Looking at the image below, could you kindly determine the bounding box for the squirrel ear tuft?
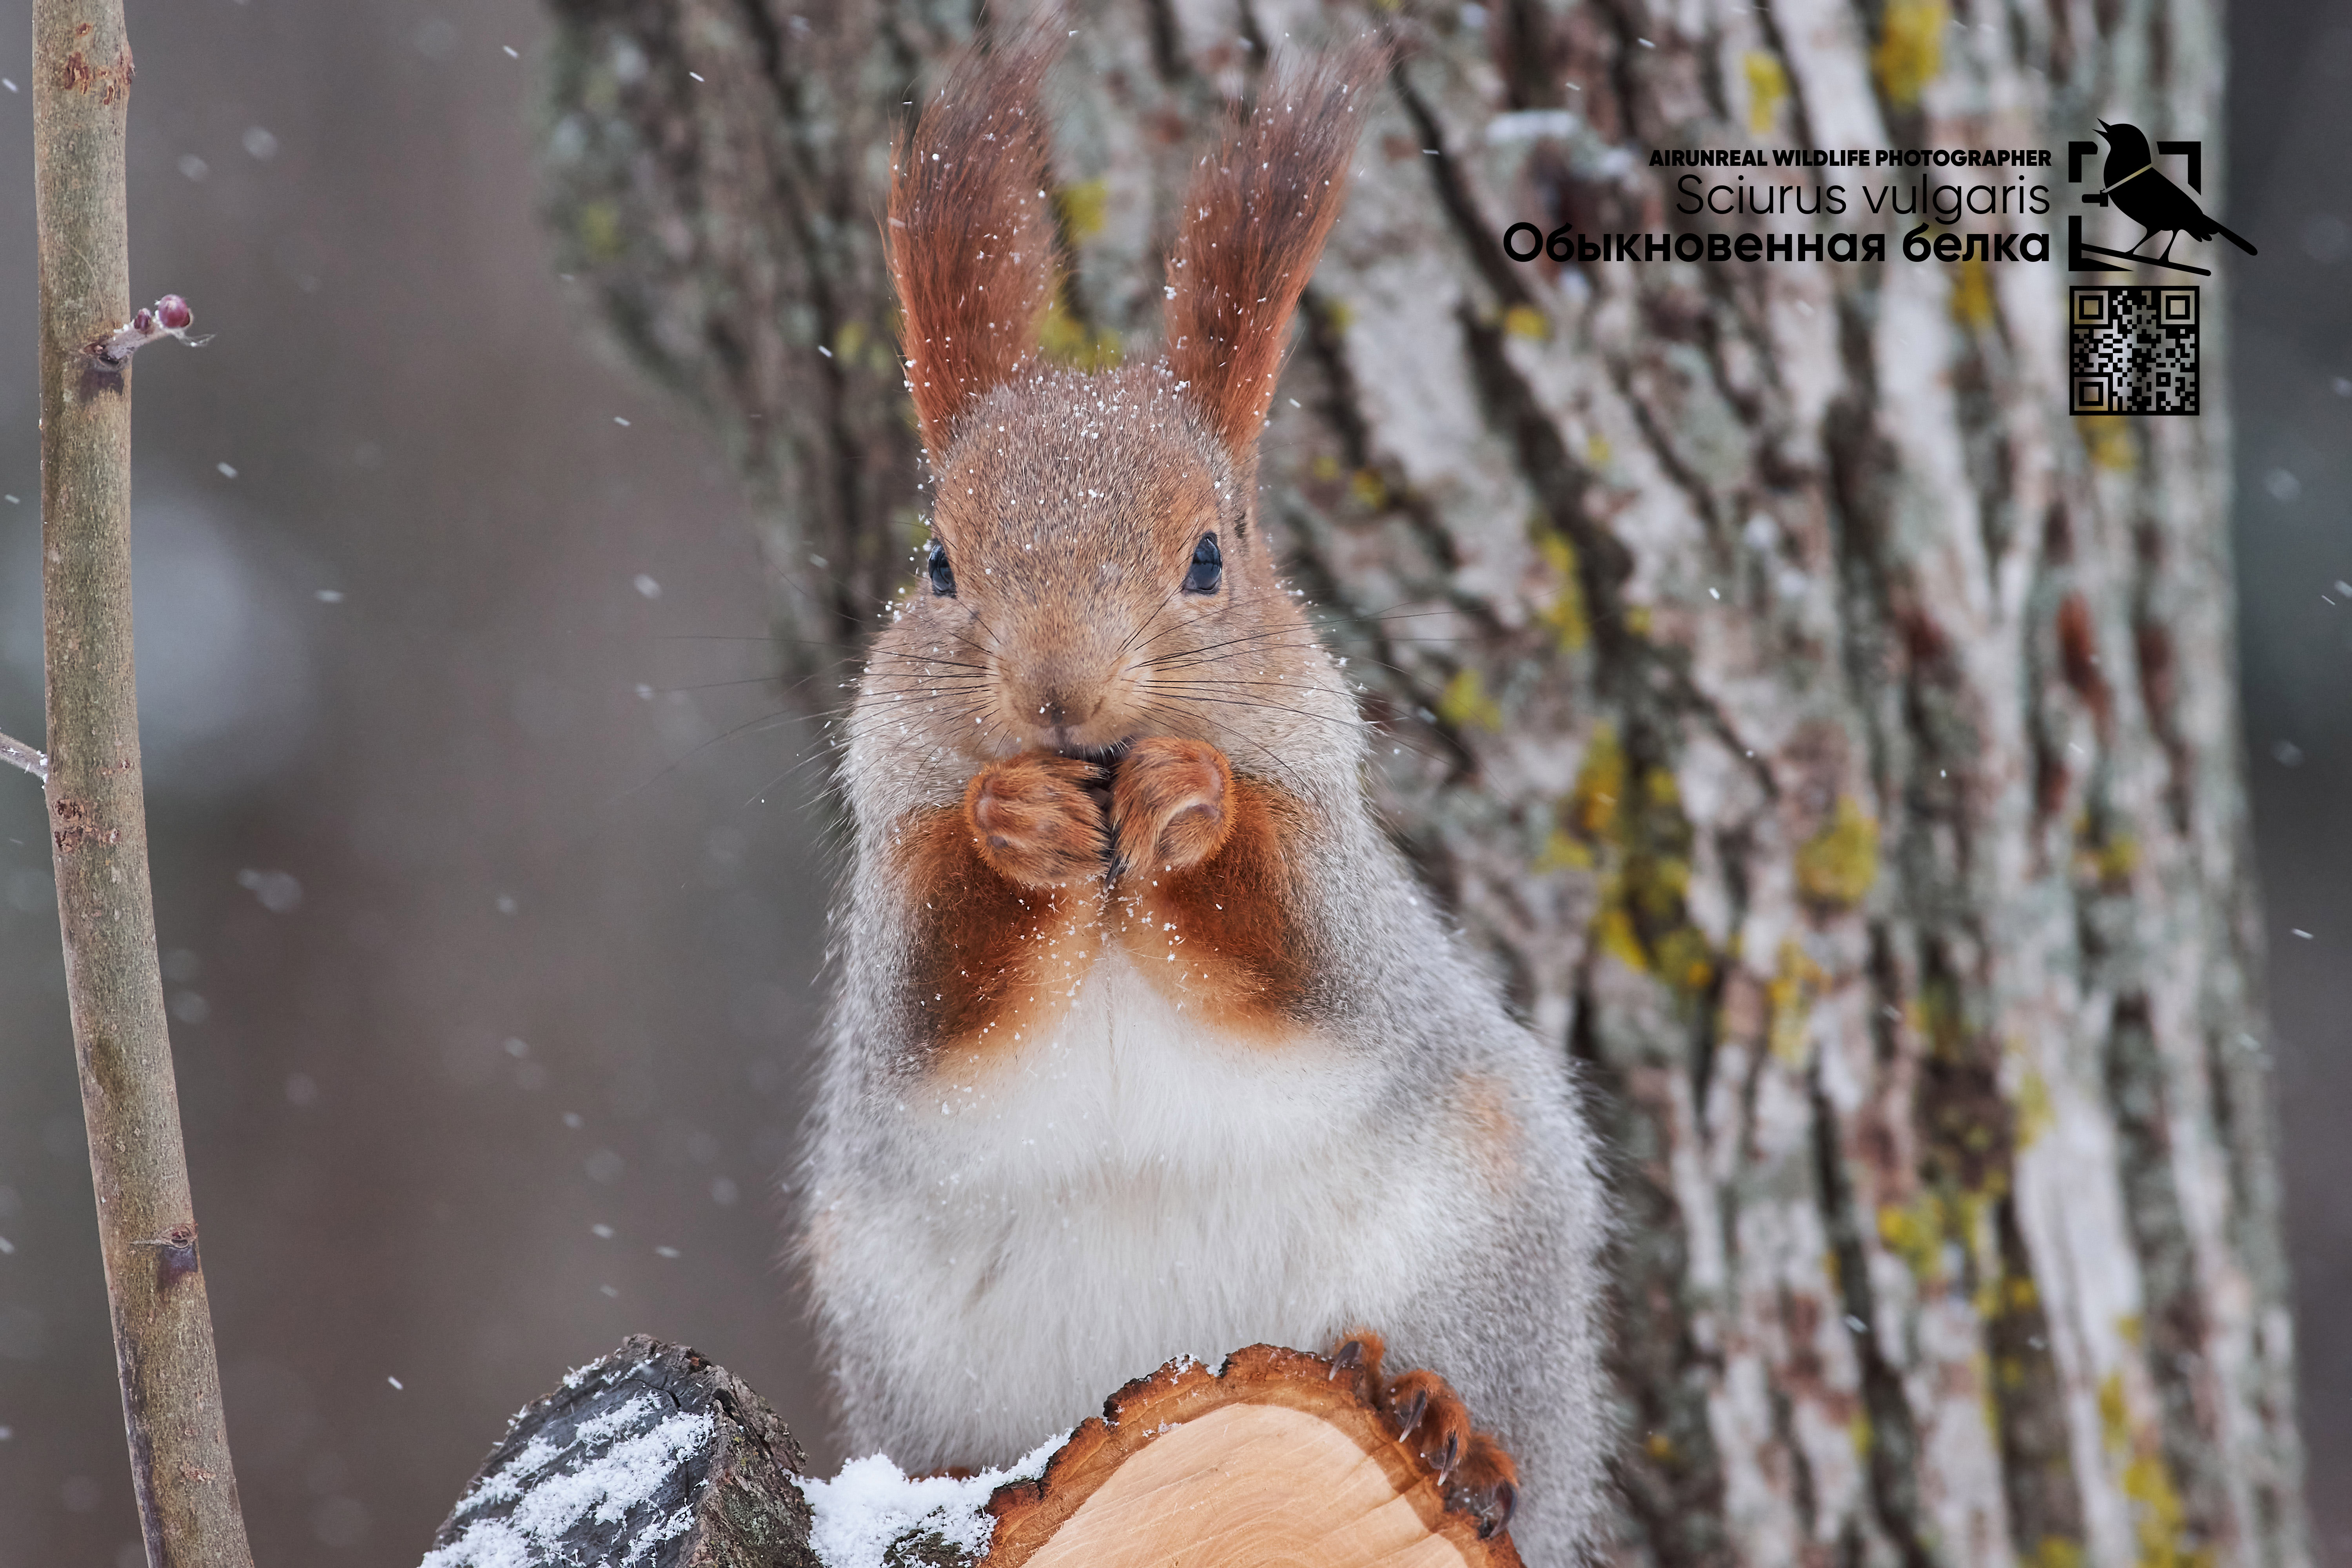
[1163,42,1385,455]
[888,22,1066,457]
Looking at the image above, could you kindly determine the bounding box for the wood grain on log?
[986,1343,1521,1568]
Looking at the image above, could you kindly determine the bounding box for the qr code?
[2070,287,2199,415]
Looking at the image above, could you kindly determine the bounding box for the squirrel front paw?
[1110,737,1234,875]
[964,753,1108,887]
[1330,1331,1521,1541]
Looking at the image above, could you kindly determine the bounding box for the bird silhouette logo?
[2065,123,2240,416]
[2070,122,2256,276]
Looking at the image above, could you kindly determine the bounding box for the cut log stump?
[420,1336,1521,1568]
[984,1341,1523,1568]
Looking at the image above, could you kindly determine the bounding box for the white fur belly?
[821,949,1470,1467]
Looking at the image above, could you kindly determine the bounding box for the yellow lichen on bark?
[1766,940,1824,1065]
[1553,730,1716,991]
[1871,0,1948,108]
[1438,668,1503,733]
[1532,527,1589,652]
[1951,254,1995,330]
[1053,178,1109,240]
[1038,291,1120,370]
[1796,795,1880,909]
[1742,51,1788,136]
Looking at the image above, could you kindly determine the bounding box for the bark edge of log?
[420,1334,818,1568]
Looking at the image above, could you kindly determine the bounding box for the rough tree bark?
[34,3,255,1565]
[423,1336,822,1568]
[536,1,2306,1563]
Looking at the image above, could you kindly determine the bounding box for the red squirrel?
[800,30,1610,1561]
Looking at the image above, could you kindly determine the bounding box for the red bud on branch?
[86,293,208,368]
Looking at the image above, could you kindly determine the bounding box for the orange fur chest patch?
[895,777,1315,1069]
[1111,781,1312,1041]
[899,811,1102,1058]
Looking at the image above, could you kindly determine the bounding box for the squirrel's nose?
[1033,688,1101,741]
[1010,653,1119,749]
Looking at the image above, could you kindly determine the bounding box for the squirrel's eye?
[1183,533,1222,595]
[927,539,956,597]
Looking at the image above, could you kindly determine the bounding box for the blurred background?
[0,2,2343,1564]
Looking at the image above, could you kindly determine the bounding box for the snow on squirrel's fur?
[795,1432,1065,1568]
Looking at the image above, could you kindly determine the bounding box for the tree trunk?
[535,2,2307,1562]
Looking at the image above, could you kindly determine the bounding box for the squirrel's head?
[862,31,1379,768]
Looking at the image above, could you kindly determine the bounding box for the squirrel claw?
[1447,1435,1520,1538]
[1385,1369,1468,1470]
[1455,1475,1516,1539]
[1390,1383,1428,1439]
[1330,1329,1519,1541]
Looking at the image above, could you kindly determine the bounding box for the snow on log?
[423,1337,1522,1568]
[420,1335,819,1568]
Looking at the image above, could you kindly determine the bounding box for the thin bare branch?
[34,1,254,1564]
[0,730,46,781]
